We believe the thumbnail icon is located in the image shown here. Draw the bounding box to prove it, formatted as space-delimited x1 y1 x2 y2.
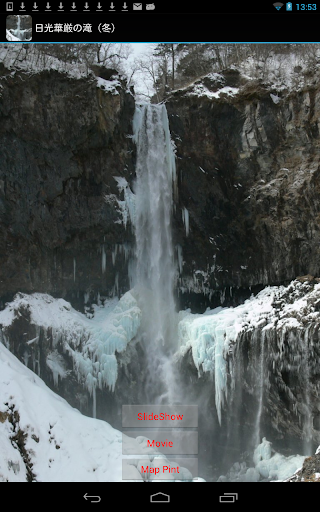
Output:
133 2 142 8
146 2 155 8
6 2 14 11
6 14 32 41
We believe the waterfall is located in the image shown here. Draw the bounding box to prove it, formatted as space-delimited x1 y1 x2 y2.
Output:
11 15 28 41
131 103 178 404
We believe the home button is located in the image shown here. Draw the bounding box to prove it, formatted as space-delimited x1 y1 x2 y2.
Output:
150 492 170 503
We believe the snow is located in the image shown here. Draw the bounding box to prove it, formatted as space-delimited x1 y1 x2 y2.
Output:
270 93 281 104
218 438 305 482
0 291 141 402
96 76 121 95
254 438 305 482
188 84 239 100
6 29 20 42
46 351 69 387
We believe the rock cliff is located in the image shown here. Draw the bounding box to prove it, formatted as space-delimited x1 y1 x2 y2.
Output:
0 65 135 310
166 70 320 310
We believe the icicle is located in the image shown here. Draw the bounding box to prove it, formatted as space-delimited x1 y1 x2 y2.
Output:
113 272 119 297
176 245 183 274
102 245 106 274
123 243 130 262
73 258 76 282
93 384 97 419
112 244 118 266
182 207 189 236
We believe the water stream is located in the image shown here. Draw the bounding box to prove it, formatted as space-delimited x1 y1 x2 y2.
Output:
131 103 179 404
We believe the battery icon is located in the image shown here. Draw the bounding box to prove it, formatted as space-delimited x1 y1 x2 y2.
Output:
219 493 239 503
286 2 293 9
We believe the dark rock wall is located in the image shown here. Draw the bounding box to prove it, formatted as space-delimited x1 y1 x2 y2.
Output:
166 73 320 309
0 68 135 310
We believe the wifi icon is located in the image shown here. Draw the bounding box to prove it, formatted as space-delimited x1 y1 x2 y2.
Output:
273 2 284 9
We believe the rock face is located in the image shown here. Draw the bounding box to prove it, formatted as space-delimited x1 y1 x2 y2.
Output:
166 70 320 310
0 66 135 310
286 450 320 481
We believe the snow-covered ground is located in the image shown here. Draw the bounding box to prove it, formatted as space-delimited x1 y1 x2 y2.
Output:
0 341 203 482
0 340 124 482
